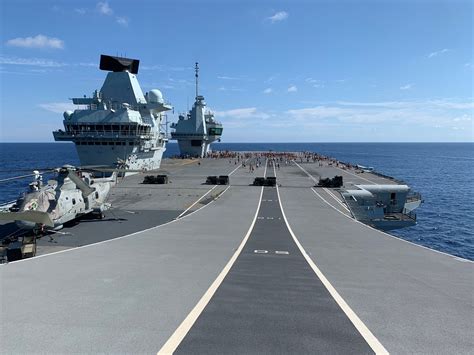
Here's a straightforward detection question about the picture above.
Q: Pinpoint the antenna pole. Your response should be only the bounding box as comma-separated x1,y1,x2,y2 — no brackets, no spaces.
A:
195,62,199,99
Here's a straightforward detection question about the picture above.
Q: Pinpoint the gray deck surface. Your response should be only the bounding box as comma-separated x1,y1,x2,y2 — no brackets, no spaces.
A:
277,162,474,354
1,156,472,354
1,184,261,354
177,187,372,354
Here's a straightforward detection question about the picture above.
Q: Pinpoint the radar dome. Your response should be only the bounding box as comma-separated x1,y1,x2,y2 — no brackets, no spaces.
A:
148,89,164,104
63,111,73,120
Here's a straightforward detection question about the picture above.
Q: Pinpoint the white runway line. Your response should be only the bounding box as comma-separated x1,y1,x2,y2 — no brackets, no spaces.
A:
322,187,351,213
276,184,389,354
1,160,247,267
157,159,268,354
310,187,473,263
175,185,218,219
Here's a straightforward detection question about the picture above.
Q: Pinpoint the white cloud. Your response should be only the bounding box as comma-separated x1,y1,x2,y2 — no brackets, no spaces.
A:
77,62,96,67
217,86,242,92
285,100,474,127
268,11,288,23
75,8,86,15
428,48,449,58
306,78,325,88
6,34,64,49
305,78,319,84
217,75,239,80
427,99,474,110
263,88,273,94
215,107,270,120
39,102,76,113
0,56,66,67
97,1,113,15
116,16,129,26
287,85,297,92
400,83,413,90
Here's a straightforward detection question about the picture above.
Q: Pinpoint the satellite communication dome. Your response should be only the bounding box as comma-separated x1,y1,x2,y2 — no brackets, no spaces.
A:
148,89,164,104
63,110,74,120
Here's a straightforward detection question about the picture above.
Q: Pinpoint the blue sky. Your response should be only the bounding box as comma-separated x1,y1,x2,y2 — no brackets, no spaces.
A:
0,0,472,142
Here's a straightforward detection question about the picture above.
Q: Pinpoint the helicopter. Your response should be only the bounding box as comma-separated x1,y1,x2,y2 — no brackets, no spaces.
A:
0,165,117,234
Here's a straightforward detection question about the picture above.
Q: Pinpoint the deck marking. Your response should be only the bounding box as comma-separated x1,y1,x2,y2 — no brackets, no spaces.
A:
157,159,268,354
254,249,268,254
176,185,218,219
274,165,389,354
1,175,239,267
2,158,246,266
323,187,351,213
177,157,247,218
275,250,289,255
294,163,468,262
294,160,375,186
334,166,377,184
310,187,473,263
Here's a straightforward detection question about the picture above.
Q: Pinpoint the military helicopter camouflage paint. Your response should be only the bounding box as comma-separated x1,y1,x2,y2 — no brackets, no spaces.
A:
0,165,116,233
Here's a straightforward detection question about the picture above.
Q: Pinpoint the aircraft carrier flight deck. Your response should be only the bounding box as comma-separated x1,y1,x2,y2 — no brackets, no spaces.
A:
1,153,472,354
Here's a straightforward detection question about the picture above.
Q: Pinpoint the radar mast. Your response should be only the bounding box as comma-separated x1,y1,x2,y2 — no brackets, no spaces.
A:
195,62,199,99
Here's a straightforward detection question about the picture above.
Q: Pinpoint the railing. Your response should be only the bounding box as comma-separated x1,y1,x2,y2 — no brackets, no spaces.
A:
54,130,155,140
402,208,417,221
74,100,172,112
170,132,209,138
406,192,422,203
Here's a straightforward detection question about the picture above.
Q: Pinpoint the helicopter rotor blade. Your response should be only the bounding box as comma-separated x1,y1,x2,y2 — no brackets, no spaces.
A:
66,172,95,197
0,211,54,227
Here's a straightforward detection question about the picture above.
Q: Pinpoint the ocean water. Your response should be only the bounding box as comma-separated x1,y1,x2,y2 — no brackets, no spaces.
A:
0,142,472,260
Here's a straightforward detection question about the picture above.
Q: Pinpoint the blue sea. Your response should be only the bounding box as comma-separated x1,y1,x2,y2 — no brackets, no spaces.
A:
1,142,472,260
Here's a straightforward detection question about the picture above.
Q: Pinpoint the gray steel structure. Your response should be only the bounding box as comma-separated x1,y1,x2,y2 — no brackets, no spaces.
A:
170,63,223,157
1,155,472,354
53,55,172,171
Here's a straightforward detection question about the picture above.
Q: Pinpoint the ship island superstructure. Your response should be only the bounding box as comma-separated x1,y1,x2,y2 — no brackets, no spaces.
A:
53,55,172,171
170,63,223,157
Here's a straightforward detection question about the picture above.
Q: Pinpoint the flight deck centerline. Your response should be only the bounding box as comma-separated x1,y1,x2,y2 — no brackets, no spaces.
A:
2,152,472,354
157,159,268,354
165,161,379,353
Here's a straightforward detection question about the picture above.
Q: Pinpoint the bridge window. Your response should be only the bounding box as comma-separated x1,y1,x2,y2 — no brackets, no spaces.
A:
209,128,222,135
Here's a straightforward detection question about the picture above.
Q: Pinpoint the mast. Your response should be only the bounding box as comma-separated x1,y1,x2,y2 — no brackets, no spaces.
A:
195,62,199,99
